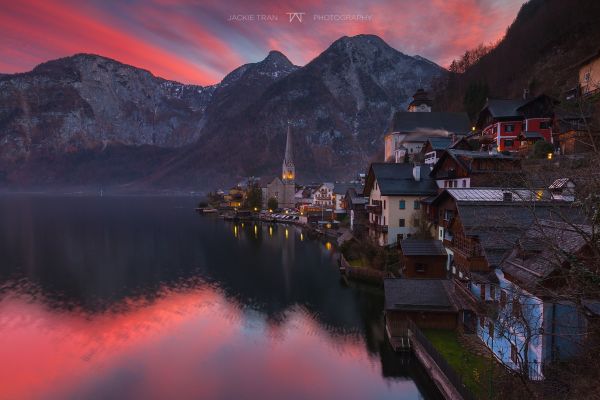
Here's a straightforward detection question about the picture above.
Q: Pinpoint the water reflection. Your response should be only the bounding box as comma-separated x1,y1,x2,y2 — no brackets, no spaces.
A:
0,196,441,400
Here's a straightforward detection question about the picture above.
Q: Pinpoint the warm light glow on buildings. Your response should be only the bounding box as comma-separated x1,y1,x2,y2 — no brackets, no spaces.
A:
285,229,289,239
325,242,332,251
547,152,553,160
300,233,304,241
269,226,273,236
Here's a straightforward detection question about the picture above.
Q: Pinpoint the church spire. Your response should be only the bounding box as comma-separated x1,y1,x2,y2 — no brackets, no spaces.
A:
282,121,295,182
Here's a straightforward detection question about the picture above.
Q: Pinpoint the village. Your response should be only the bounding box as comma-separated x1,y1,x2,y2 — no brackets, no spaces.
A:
200,48,600,399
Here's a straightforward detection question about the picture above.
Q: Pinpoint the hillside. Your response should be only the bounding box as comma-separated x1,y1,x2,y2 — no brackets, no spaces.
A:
434,0,600,119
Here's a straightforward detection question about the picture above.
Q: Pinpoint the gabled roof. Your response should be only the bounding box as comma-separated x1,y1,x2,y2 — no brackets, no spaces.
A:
400,240,447,256
364,163,438,197
390,112,471,135
429,149,518,177
478,95,559,123
456,203,586,267
333,183,362,195
500,219,591,289
426,137,453,151
549,178,574,189
433,188,554,203
384,279,456,312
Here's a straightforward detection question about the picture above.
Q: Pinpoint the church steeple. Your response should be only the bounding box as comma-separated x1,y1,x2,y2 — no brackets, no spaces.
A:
282,122,295,183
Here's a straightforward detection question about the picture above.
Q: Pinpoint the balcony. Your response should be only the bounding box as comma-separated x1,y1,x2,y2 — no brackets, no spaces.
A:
366,204,382,215
369,221,388,233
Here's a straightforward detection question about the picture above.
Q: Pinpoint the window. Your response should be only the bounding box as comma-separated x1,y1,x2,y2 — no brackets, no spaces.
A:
399,200,405,209
504,139,514,148
480,284,486,301
505,124,514,132
500,290,507,307
490,285,496,301
540,121,550,129
383,216,386,225
416,263,426,273
414,200,420,210
383,200,386,210
444,181,448,188
462,180,467,188
399,219,405,227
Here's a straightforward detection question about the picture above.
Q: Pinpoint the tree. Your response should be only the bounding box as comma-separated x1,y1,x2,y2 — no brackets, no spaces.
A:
267,197,278,211
531,140,554,159
243,182,263,211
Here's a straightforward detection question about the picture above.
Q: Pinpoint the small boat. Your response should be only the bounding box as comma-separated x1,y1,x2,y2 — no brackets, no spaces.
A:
196,207,218,214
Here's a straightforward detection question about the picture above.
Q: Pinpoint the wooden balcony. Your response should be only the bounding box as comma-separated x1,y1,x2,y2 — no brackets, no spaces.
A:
366,204,382,215
369,221,388,233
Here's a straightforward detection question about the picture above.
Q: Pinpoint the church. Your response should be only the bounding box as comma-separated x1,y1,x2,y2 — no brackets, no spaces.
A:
266,124,296,209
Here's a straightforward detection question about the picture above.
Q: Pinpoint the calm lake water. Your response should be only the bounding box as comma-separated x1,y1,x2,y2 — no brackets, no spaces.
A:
0,196,441,400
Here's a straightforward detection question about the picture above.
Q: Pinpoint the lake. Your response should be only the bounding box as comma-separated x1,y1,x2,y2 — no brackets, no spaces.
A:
0,196,441,400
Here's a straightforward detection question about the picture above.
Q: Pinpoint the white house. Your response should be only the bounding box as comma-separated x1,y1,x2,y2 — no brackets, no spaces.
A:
363,163,438,247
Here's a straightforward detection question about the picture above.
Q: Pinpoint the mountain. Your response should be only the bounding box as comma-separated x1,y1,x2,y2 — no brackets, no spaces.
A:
434,0,600,118
0,35,443,191
149,35,444,188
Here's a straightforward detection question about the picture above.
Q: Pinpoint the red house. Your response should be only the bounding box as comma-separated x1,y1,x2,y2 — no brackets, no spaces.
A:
476,94,558,152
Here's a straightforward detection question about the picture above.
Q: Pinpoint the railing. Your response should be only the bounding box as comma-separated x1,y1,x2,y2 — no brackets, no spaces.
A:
406,319,477,400
369,221,388,233
366,204,382,215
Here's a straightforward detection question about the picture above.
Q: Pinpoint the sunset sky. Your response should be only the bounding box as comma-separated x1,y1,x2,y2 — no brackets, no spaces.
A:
1,0,526,85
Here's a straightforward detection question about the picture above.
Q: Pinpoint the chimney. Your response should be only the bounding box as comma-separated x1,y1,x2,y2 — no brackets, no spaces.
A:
523,88,530,100
413,165,421,182
503,191,513,202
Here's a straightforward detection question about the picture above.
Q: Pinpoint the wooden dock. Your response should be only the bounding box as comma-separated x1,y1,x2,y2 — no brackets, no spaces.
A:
385,323,411,352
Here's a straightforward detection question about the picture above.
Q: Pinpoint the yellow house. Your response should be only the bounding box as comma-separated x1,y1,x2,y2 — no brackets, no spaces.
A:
364,163,438,247
578,49,600,96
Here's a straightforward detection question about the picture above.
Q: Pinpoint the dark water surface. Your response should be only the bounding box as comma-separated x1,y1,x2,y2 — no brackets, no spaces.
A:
0,196,441,400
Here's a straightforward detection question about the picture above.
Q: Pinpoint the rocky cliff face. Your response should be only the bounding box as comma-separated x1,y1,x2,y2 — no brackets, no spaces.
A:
0,35,444,191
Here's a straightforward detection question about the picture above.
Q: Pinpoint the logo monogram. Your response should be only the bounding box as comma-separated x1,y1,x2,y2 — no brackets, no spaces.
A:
286,12,305,23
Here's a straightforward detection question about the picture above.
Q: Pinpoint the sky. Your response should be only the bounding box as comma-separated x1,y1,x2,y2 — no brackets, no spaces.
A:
0,0,526,85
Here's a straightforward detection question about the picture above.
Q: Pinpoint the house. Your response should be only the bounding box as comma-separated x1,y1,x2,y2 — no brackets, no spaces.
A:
577,48,600,96
475,220,592,379
364,163,438,247
384,112,471,162
548,178,576,201
384,89,470,163
332,183,363,213
312,183,334,207
425,188,577,279
429,149,521,189
384,279,461,331
399,240,448,279
343,187,368,232
476,94,558,152
421,136,471,166
223,186,244,208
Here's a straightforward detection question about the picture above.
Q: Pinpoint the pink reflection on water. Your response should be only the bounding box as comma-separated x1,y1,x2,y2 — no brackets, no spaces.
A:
0,284,418,400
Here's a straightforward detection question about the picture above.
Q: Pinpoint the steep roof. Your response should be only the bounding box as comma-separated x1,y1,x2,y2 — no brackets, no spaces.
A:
426,137,453,151
400,240,447,256
384,279,456,311
364,163,438,197
430,149,519,177
390,112,471,135
456,202,585,267
500,219,591,289
333,183,362,195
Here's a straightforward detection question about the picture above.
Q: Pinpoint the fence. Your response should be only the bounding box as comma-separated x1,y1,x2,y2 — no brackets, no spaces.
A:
406,319,477,400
